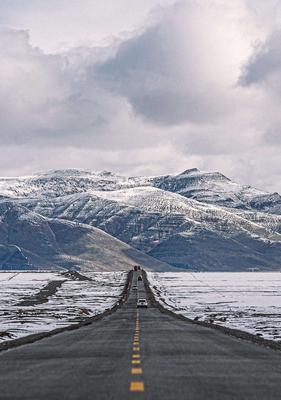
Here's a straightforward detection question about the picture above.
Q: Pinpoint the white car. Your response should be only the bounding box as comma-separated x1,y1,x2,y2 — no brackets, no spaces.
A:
137,298,148,308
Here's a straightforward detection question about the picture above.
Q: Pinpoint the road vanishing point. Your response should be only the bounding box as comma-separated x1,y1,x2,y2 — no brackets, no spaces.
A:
0,271,281,400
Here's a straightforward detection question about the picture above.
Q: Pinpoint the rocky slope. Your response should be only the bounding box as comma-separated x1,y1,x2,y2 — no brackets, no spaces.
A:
0,244,30,269
19,187,281,271
0,168,280,271
0,201,171,272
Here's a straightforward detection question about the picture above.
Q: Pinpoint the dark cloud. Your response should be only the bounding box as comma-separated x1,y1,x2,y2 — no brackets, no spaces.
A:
0,28,123,147
263,128,281,145
95,3,230,126
239,30,281,86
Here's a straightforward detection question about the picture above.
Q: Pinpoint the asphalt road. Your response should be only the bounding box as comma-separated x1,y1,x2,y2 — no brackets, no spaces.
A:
0,271,281,400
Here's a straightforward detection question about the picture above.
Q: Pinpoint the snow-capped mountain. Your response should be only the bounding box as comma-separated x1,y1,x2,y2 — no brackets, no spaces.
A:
150,168,281,214
0,169,144,199
0,168,280,214
19,186,281,271
0,168,280,271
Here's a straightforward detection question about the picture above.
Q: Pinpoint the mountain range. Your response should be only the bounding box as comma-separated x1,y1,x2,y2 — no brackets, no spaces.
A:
0,168,280,271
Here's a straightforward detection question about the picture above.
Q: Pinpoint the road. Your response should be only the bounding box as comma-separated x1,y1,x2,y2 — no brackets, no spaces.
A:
0,271,281,399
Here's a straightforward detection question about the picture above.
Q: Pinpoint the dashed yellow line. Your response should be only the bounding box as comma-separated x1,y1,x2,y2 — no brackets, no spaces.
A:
129,292,144,393
130,382,144,392
131,368,142,375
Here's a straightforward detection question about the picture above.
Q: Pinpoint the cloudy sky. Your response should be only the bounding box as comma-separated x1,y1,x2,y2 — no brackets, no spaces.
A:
0,0,281,192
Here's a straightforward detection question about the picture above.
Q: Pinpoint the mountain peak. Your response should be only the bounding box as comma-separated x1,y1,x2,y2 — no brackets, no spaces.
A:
36,168,94,178
178,168,200,176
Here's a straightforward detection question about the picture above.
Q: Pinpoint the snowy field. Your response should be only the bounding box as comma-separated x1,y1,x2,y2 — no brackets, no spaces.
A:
0,271,126,342
148,272,281,341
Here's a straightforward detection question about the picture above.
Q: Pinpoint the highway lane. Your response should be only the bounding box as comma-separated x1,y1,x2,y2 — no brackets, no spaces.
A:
0,271,281,399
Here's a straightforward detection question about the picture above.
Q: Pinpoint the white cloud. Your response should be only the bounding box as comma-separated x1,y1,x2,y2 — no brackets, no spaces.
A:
0,1,280,193
0,0,176,52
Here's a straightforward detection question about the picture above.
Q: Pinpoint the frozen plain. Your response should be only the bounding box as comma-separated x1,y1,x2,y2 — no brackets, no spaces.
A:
0,271,126,342
148,272,281,341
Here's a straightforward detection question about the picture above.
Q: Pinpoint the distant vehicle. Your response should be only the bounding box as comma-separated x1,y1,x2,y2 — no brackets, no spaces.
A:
138,276,142,281
137,299,148,308
132,285,138,290
134,266,138,271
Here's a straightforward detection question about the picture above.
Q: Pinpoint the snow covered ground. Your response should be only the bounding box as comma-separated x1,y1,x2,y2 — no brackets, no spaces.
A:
148,272,281,341
0,271,126,342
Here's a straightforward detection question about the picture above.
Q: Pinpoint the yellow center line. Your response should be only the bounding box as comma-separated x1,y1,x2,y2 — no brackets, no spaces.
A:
131,368,142,375
130,382,144,392
129,307,144,392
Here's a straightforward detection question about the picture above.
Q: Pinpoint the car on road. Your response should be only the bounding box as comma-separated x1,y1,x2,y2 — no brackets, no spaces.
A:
132,285,138,290
137,299,148,308
138,276,142,281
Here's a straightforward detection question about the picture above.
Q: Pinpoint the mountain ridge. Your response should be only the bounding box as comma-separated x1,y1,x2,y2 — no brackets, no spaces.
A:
0,168,280,271
0,167,279,214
